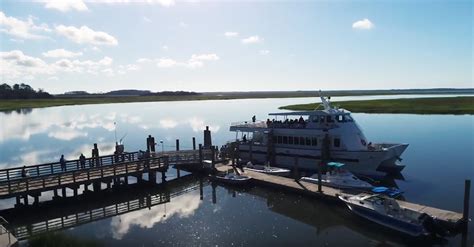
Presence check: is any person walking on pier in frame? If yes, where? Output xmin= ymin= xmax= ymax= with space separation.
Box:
xmin=21 ymin=166 xmax=28 ymax=178
xmin=60 ymin=154 xmax=66 ymax=172
xmin=79 ymin=153 xmax=86 ymax=169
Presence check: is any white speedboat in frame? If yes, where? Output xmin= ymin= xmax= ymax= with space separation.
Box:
xmin=245 ymin=162 xmax=290 ymax=176
xmin=300 ymin=162 xmax=373 ymax=189
xmin=211 ymin=173 xmax=252 ymax=185
xmin=338 ymin=194 xmax=440 ymax=237
xmin=229 ymin=94 xmax=408 ymax=176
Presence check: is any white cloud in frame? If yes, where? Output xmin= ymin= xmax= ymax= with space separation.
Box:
xmin=352 ymin=18 xmax=374 ymax=30
xmin=259 ymin=50 xmax=270 ymax=55
xmin=55 ymin=25 xmax=118 ymax=46
xmin=187 ymin=117 xmax=220 ymax=132
xmin=1 ymin=49 xmax=115 ymax=79
xmin=224 ymin=31 xmax=238 ymax=38
xmin=157 ymin=58 xmax=178 ymax=68
xmin=143 ymin=16 xmax=152 ymax=23
xmin=241 ymin=35 xmax=263 ymax=44
xmin=0 ymin=11 xmax=51 ymax=40
xmin=48 ymin=128 xmax=88 ymax=140
xmin=159 ymin=118 xmax=178 ymax=129
xmin=190 ymin=54 xmax=219 ymax=61
xmin=179 ymin=21 xmax=188 ymax=28
xmin=137 ymin=58 xmax=153 ymax=63
xmin=161 ymin=45 xmax=169 ymax=51
xmin=43 ymin=0 xmax=89 ymax=12
xmin=43 ymin=49 xmax=83 ymax=58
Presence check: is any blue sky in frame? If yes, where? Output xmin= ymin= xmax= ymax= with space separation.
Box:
xmin=0 ymin=0 xmax=472 ymax=93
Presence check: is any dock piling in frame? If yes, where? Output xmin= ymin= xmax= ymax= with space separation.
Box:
xmin=192 ymin=137 xmax=196 ymax=150
xmin=176 ymin=139 xmax=180 ymax=151
xmin=463 ymin=179 xmax=471 ymax=222
xmin=204 ymin=126 xmax=212 ymax=148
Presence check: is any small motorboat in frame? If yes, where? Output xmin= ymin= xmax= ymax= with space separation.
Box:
xmin=211 ymin=173 xmax=252 ymax=185
xmin=300 ymin=162 xmax=373 ymax=189
xmin=245 ymin=162 xmax=290 ymax=176
xmin=338 ymin=194 xmax=446 ymax=237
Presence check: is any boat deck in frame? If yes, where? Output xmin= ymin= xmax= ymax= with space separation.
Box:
xmin=215 ymin=164 xmax=464 ymax=229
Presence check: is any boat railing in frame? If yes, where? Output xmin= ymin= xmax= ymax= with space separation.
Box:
xmin=230 ymin=121 xmax=268 ymax=128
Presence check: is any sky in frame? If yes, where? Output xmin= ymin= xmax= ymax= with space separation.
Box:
xmin=0 ymin=0 xmax=472 ymax=94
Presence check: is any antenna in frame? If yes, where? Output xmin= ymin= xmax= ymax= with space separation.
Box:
xmin=114 ymin=122 xmax=117 ymax=144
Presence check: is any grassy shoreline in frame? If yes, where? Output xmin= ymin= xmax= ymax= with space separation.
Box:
xmin=0 ymin=93 xmax=473 ymax=113
xmin=279 ymin=97 xmax=474 ymax=114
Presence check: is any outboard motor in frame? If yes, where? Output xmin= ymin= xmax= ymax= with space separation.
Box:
xmin=420 ymin=213 xmax=449 ymax=237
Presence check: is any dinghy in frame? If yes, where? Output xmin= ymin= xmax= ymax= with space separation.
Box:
xmin=245 ymin=162 xmax=290 ymax=176
xmin=211 ymin=173 xmax=252 ymax=185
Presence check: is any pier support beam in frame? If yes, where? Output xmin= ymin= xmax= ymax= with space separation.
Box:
xmin=62 ymin=187 xmax=67 ymax=197
xmin=15 ymin=196 xmax=20 ymax=207
xmin=149 ymin=171 xmax=156 ymax=184
xmin=293 ymin=156 xmax=299 ymax=180
xmin=192 ymin=137 xmax=196 ymax=150
xmin=198 ymin=144 xmax=203 ymax=167
xmin=161 ymin=171 xmax=167 ymax=183
xmin=177 ymin=168 xmax=181 ymax=178
xmin=176 ymin=139 xmax=180 ymax=151
xmin=212 ymin=183 xmax=217 ymax=204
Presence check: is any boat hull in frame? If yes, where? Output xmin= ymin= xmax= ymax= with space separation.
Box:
xmin=300 ymin=177 xmax=372 ymax=190
xmin=237 ymin=144 xmax=407 ymax=176
xmin=344 ymin=201 xmax=427 ymax=237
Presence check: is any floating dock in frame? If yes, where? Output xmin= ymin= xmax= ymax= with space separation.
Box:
xmin=215 ymin=163 xmax=466 ymax=230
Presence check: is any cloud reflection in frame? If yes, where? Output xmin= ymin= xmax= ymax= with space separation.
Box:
xmin=110 ymin=192 xmax=201 ymax=240
xmin=187 ymin=117 xmax=220 ymax=132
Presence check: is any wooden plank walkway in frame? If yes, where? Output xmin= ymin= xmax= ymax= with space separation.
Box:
xmin=215 ymin=164 xmax=464 ymax=228
xmin=0 ymin=149 xmax=210 ymax=199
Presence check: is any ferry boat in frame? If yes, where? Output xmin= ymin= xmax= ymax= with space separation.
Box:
xmin=228 ymin=95 xmax=408 ymax=176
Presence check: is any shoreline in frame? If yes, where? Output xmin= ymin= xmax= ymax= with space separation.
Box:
xmin=0 ymin=92 xmax=473 ymax=113
xmin=279 ymin=96 xmax=474 ymax=115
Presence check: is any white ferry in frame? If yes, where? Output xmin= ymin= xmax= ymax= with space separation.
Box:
xmin=229 ymin=95 xmax=408 ymax=176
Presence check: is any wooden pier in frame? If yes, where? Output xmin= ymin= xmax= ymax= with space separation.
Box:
xmin=215 ymin=164 xmax=466 ymax=230
xmin=0 ymin=148 xmax=211 ymax=205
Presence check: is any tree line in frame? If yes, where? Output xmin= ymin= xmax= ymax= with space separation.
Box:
xmin=0 ymin=83 xmax=53 ymax=99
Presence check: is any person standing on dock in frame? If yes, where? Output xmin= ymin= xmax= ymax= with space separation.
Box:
xmin=60 ymin=155 xmax=66 ymax=171
xmin=21 ymin=166 xmax=28 ymax=178
xmin=252 ymin=115 xmax=256 ymax=123
xmin=79 ymin=153 xmax=86 ymax=169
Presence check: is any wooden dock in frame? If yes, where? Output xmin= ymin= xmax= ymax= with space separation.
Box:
xmin=215 ymin=164 xmax=465 ymax=230
xmin=0 ymin=149 xmax=211 ymax=202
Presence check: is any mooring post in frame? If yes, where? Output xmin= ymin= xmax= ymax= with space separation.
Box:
xmin=199 ymin=177 xmax=204 ymax=200
xmin=212 ymin=183 xmax=217 ymax=204
xmin=176 ymin=139 xmax=180 ymax=151
xmin=463 ymin=179 xmax=471 ymax=222
xmin=204 ymin=126 xmax=212 ymax=149
xmin=198 ymin=144 xmax=203 ymax=166
xmin=192 ymin=137 xmax=196 ymax=150
xmin=293 ymin=156 xmax=299 ymax=180
xmin=211 ymin=145 xmax=215 ymax=169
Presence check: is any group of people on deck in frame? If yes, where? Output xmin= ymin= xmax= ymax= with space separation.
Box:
xmin=266 ymin=116 xmax=307 ymax=128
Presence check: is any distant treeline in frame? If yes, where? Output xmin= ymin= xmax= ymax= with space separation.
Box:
xmin=0 ymin=83 xmax=52 ymax=99
xmin=62 ymin=90 xmax=200 ymax=97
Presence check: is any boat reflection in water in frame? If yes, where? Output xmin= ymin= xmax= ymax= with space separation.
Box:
xmin=0 ymin=174 xmax=457 ymax=246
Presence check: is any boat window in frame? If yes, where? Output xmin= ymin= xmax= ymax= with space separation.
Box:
xmin=277 ymin=136 xmax=282 ymax=144
xmin=334 ymin=138 xmax=341 ymax=148
xmin=311 ymin=137 xmax=318 ymax=146
xmin=326 ymin=116 xmax=334 ymax=123
xmin=336 ymin=115 xmax=344 ymax=122
xmin=305 ymin=137 xmax=311 ymax=146
xmin=319 ymin=116 xmax=325 ymax=123
xmin=283 ymin=136 xmax=288 ymax=144
xmin=289 ymin=136 xmax=294 ymax=145
xmin=311 ymin=116 xmax=318 ymax=123
xmin=300 ymin=137 xmax=305 ymax=145
xmin=294 ymin=136 xmax=299 ymax=145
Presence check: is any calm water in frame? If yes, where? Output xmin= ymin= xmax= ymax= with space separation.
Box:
xmin=0 ymin=96 xmax=473 ymax=246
